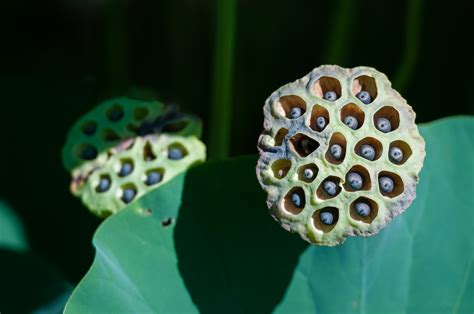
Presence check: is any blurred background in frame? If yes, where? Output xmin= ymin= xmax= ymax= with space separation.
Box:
xmin=0 ymin=0 xmax=473 ymax=285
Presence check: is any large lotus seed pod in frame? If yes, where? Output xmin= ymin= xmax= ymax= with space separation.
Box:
xmin=71 ymin=134 xmax=206 ymax=217
xmin=62 ymin=97 xmax=202 ymax=172
xmin=256 ymin=65 xmax=425 ymax=246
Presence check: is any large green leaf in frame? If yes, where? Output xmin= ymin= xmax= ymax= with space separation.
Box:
xmin=65 ymin=116 xmax=474 ymax=313
xmin=0 ymin=201 xmax=28 ymax=251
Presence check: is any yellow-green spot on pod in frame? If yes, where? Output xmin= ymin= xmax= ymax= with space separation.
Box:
xmin=256 ymin=65 xmax=425 ymax=246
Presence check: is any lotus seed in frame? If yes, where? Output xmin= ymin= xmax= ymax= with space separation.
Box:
xmin=356 ymin=91 xmax=372 ymax=104
xmin=344 ymin=115 xmax=359 ymax=130
xmin=82 ymin=122 xmax=97 ymax=136
xmin=303 ymin=168 xmax=314 ymax=180
xmin=145 ymin=171 xmax=162 ymax=186
xmin=347 ymin=172 xmax=363 ymax=190
xmin=291 ymin=192 xmax=302 ymax=208
xmin=96 ymin=177 xmax=111 ymax=193
xmin=323 ymin=91 xmax=337 ymax=101
xmin=108 ymin=108 xmax=124 ymax=122
xmin=121 ymin=187 xmax=136 ymax=204
xmin=316 ymin=116 xmax=326 ymax=130
xmin=168 ymin=148 xmax=184 ymax=160
xmin=290 ymin=107 xmax=302 ymax=119
xmin=390 ymin=146 xmax=403 ymax=163
xmin=379 ymin=176 xmax=394 ymax=193
xmin=360 ymin=144 xmax=375 ymax=160
xmin=320 ymin=212 xmax=334 ymax=225
xmin=323 ymin=181 xmax=338 ymax=196
xmin=355 ymin=202 xmax=371 ymax=217
xmin=376 ymin=118 xmax=392 ymax=133
xmin=330 ymin=144 xmax=342 ymax=160
xmin=119 ymin=161 xmax=134 ymax=177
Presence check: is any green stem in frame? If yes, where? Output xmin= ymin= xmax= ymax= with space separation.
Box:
xmin=208 ymin=0 xmax=237 ymax=160
xmin=394 ymin=0 xmax=423 ymax=92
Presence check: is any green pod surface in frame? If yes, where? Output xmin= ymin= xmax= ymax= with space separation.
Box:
xmin=256 ymin=65 xmax=425 ymax=246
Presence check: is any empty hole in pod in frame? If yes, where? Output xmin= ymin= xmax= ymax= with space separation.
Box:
xmin=340 ymin=103 xmax=365 ymax=130
xmin=118 ymin=158 xmax=134 ymax=177
xmin=276 ymin=95 xmax=307 ymax=119
xmin=274 ymin=128 xmax=288 ymax=146
xmin=289 ymin=134 xmax=320 ymax=157
xmin=373 ymin=106 xmax=400 ymax=133
xmin=107 ymin=104 xmax=125 ymax=122
xmin=76 ymin=144 xmax=98 ymax=161
xmin=283 ymin=187 xmax=305 ymax=215
xmin=120 ymin=183 xmax=137 ymax=204
xmin=162 ymin=120 xmax=188 ymax=133
xmin=316 ymin=176 xmax=342 ymax=200
xmin=133 ymin=107 xmax=149 ymax=120
xmin=352 ymin=75 xmax=378 ymax=104
xmin=271 ymin=159 xmax=292 ymax=179
xmin=349 ymin=197 xmax=378 ymax=223
xmin=354 ymin=137 xmax=383 ymax=161
xmin=378 ymin=171 xmax=404 ymax=198
xmin=312 ymin=207 xmax=339 ymax=233
xmin=143 ymin=141 xmax=157 ymax=161
xmin=81 ymin=121 xmax=97 ymax=136
xmin=343 ymin=165 xmax=371 ymax=191
xmin=95 ymin=174 xmax=112 ymax=193
xmin=309 ymin=105 xmax=330 ymax=132
xmin=389 ymin=140 xmax=412 ymax=165
xmin=297 ymin=163 xmax=319 ymax=183
xmin=144 ymin=168 xmax=164 ymax=186
xmin=325 ymin=132 xmax=346 ymax=165
xmin=101 ymin=128 xmax=120 ymax=142
xmin=168 ymin=143 xmax=188 ymax=160
xmin=310 ymin=76 xmax=342 ymax=101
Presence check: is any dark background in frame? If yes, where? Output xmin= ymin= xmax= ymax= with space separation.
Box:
xmin=0 ymin=0 xmax=473 ymax=284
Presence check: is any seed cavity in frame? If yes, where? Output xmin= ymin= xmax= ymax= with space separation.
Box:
xmin=376 ymin=118 xmax=392 ymax=133
xmin=355 ymin=137 xmax=383 ymax=161
xmin=317 ymin=176 xmax=341 ymax=199
xmin=341 ymin=103 xmax=364 ymax=131
xmin=271 ymin=159 xmax=292 ymax=179
xmin=289 ymin=134 xmax=320 ymax=157
xmin=389 ymin=140 xmax=412 ymax=165
xmin=121 ymin=184 xmax=137 ymax=204
xmin=344 ymin=115 xmax=358 ymax=130
xmin=325 ymin=132 xmax=346 ymax=165
xmin=284 ymin=187 xmax=305 ymax=215
xmin=374 ymin=106 xmax=400 ymax=133
xmin=310 ymin=105 xmax=330 ymax=132
xmin=107 ymin=104 xmax=124 ymax=122
xmin=276 ymin=95 xmax=307 ymax=119
xmin=118 ymin=159 xmax=134 ymax=177
xmin=312 ymin=207 xmax=339 ymax=233
xmin=297 ymin=164 xmax=318 ymax=183
xmin=352 ymin=75 xmax=377 ymax=104
xmin=81 ymin=121 xmax=97 ymax=136
xmin=350 ymin=197 xmax=378 ymax=223
xmin=347 ymin=172 xmax=363 ymax=190
xmin=145 ymin=169 xmax=163 ymax=186
xmin=323 ymin=91 xmax=337 ymax=101
xmin=167 ymin=143 xmax=188 ymax=160
xmin=310 ymin=76 xmax=342 ymax=101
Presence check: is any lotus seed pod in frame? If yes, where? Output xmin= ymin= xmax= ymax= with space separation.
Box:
xmin=256 ymin=65 xmax=425 ymax=246
xmin=71 ymin=134 xmax=206 ymax=217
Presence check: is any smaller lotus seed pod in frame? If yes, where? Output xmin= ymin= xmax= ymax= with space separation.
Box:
xmin=323 ymin=91 xmax=337 ymax=101
xmin=376 ymin=118 xmax=392 ymax=133
xmin=145 ymin=171 xmax=162 ymax=186
xmin=360 ymin=144 xmax=375 ymax=161
xmin=356 ymin=91 xmax=372 ymax=104
xmin=355 ymin=202 xmax=371 ymax=217
xmin=316 ymin=116 xmax=326 ymax=130
xmin=291 ymin=193 xmax=302 ymax=208
xmin=320 ymin=212 xmax=334 ymax=225
xmin=379 ymin=176 xmax=394 ymax=193
xmin=389 ymin=146 xmax=403 ymax=163
xmin=290 ymin=107 xmax=302 ymax=119
xmin=347 ymin=172 xmax=363 ymax=190
xmin=303 ymin=169 xmax=314 ymax=179
xmin=344 ymin=115 xmax=359 ymax=130
xmin=121 ymin=187 xmax=136 ymax=204
xmin=96 ymin=177 xmax=111 ymax=193
xmin=330 ymin=144 xmax=342 ymax=160
xmin=323 ymin=181 xmax=337 ymax=196
xmin=118 ymin=161 xmax=134 ymax=177
xmin=168 ymin=148 xmax=184 ymax=160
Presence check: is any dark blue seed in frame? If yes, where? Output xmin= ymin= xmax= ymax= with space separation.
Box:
xmin=323 ymin=91 xmax=338 ymax=101
xmin=290 ymin=107 xmax=302 ymax=119
xmin=347 ymin=172 xmax=363 ymax=190
xmin=82 ymin=122 xmax=97 ymax=136
xmin=96 ymin=177 xmax=111 ymax=193
xmin=390 ymin=147 xmax=403 ymax=163
xmin=376 ymin=118 xmax=392 ymax=133
xmin=320 ymin=212 xmax=334 ymax=225
xmin=360 ymin=144 xmax=375 ymax=160
xmin=168 ymin=148 xmax=184 ymax=160
xmin=108 ymin=107 xmax=124 ymax=122
xmin=344 ymin=115 xmax=359 ymax=130
xmin=119 ymin=162 xmax=134 ymax=177
xmin=291 ymin=192 xmax=302 ymax=208
xmin=330 ymin=144 xmax=342 ymax=159
xmin=355 ymin=202 xmax=371 ymax=217
xmin=121 ymin=188 xmax=136 ymax=204
xmin=379 ymin=176 xmax=394 ymax=193
xmin=145 ymin=171 xmax=162 ymax=186
xmin=323 ymin=181 xmax=337 ymax=196
xmin=81 ymin=146 xmax=98 ymax=160
xmin=356 ymin=91 xmax=372 ymax=104
xmin=316 ymin=116 xmax=326 ymax=130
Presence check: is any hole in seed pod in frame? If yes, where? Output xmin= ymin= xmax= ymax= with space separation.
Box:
xmin=101 ymin=128 xmax=120 ymax=142
xmin=354 ymin=137 xmax=383 ymax=161
xmin=143 ymin=141 xmax=157 ymax=161
xmin=120 ymin=183 xmax=137 ymax=204
xmin=274 ymin=128 xmax=289 ymax=146
xmin=168 ymin=143 xmax=188 ymax=160
xmin=271 ymin=159 xmax=292 ymax=179
xmin=316 ymin=176 xmax=342 ymax=200
xmin=310 ymin=76 xmax=342 ymax=101
xmin=118 ymin=159 xmax=134 ymax=177
xmin=340 ymin=103 xmax=365 ymax=130
xmin=297 ymin=163 xmax=319 ymax=183
xmin=276 ymin=95 xmax=307 ymax=119
xmin=162 ymin=217 xmax=173 ymax=227
xmin=283 ymin=187 xmax=305 ymax=215
xmin=352 ymin=75 xmax=377 ymax=104
xmin=77 ymin=144 xmax=98 ymax=160
xmin=162 ymin=121 xmax=188 ymax=133
xmin=378 ymin=171 xmax=404 ymax=198
xmin=289 ymin=134 xmax=320 ymax=157
xmin=144 ymin=168 xmax=164 ymax=186
xmin=373 ymin=106 xmax=400 ymax=133
xmin=325 ymin=133 xmax=346 ymax=165
xmin=95 ymin=174 xmax=112 ymax=193
xmin=312 ymin=207 xmax=339 ymax=233
xmin=309 ymin=105 xmax=330 ymax=132
xmin=343 ymin=165 xmax=371 ymax=191
xmin=134 ymin=107 xmax=149 ymax=120
xmin=349 ymin=197 xmax=378 ymax=223
xmin=389 ymin=140 xmax=412 ymax=165
xmin=107 ymin=104 xmax=125 ymax=122
xmin=81 ymin=121 xmax=97 ymax=136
